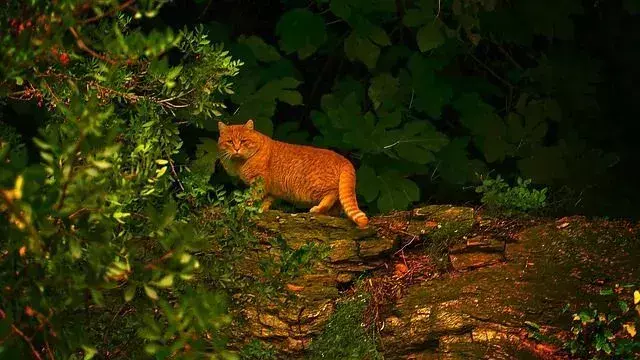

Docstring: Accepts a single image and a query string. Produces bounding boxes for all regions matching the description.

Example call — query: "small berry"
[59,53,70,66]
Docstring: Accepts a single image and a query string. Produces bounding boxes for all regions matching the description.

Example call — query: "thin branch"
[55,132,86,211]
[468,53,513,89]
[81,0,136,24]
[197,0,214,21]
[496,44,523,70]
[68,27,116,65]
[11,325,44,360]
[434,0,442,22]
[144,251,175,270]
[168,158,185,192]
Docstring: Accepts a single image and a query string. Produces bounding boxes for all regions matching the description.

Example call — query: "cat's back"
[269,138,349,170]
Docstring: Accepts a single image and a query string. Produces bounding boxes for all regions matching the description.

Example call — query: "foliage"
[564,288,640,359]
[307,294,382,360]
[239,340,277,360]
[475,175,547,215]
[194,184,329,302]
[174,0,638,217]
[0,1,246,358]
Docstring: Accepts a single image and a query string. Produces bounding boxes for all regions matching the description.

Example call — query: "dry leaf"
[425,221,438,228]
[634,290,639,305]
[394,263,409,276]
[623,323,636,337]
[286,283,304,292]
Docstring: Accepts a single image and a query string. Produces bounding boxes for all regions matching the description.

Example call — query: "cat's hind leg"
[310,193,337,214]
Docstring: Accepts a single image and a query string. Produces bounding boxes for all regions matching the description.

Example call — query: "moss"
[240,340,278,360]
[307,294,382,360]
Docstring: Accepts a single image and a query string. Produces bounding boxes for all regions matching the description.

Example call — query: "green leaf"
[403,9,427,27]
[82,345,97,360]
[166,65,182,81]
[330,0,352,19]
[238,35,281,62]
[624,0,640,14]
[407,55,452,117]
[376,172,420,212]
[394,143,436,164]
[277,90,303,105]
[124,285,136,302]
[356,165,379,202]
[377,110,402,129]
[618,301,629,313]
[416,23,444,52]
[90,289,104,307]
[276,9,327,59]
[368,73,399,109]
[152,274,174,288]
[599,288,614,296]
[144,285,159,300]
[368,25,391,47]
[344,32,380,69]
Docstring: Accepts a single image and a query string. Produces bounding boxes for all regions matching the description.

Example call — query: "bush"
[475,175,547,215]
[564,288,640,359]
[0,1,244,358]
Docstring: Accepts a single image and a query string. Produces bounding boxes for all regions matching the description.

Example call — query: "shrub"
[564,288,640,359]
[475,175,547,215]
[0,1,243,358]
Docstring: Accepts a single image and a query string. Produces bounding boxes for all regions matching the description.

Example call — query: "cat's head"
[217,119,262,160]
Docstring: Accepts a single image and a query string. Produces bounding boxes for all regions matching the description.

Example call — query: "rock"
[449,236,505,270]
[229,206,640,359]
[378,221,640,359]
[407,205,476,244]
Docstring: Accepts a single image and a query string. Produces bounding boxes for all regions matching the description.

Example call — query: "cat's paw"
[309,206,321,213]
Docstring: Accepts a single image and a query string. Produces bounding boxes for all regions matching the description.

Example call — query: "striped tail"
[338,164,369,228]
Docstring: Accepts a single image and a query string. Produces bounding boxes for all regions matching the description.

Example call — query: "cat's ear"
[244,119,254,130]
[218,121,227,132]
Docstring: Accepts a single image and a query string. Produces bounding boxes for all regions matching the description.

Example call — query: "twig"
[81,0,136,24]
[55,132,86,211]
[468,53,513,89]
[383,138,438,149]
[44,339,55,360]
[68,27,116,65]
[11,325,44,360]
[144,250,175,270]
[157,88,195,104]
[394,234,418,256]
[496,45,523,70]
[168,158,185,191]
[197,0,214,21]
[42,82,61,105]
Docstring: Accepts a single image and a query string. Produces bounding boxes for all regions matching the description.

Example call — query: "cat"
[217,119,369,228]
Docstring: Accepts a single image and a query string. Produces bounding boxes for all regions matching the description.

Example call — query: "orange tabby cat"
[217,119,369,228]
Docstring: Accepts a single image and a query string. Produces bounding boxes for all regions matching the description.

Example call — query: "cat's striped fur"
[217,120,368,228]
